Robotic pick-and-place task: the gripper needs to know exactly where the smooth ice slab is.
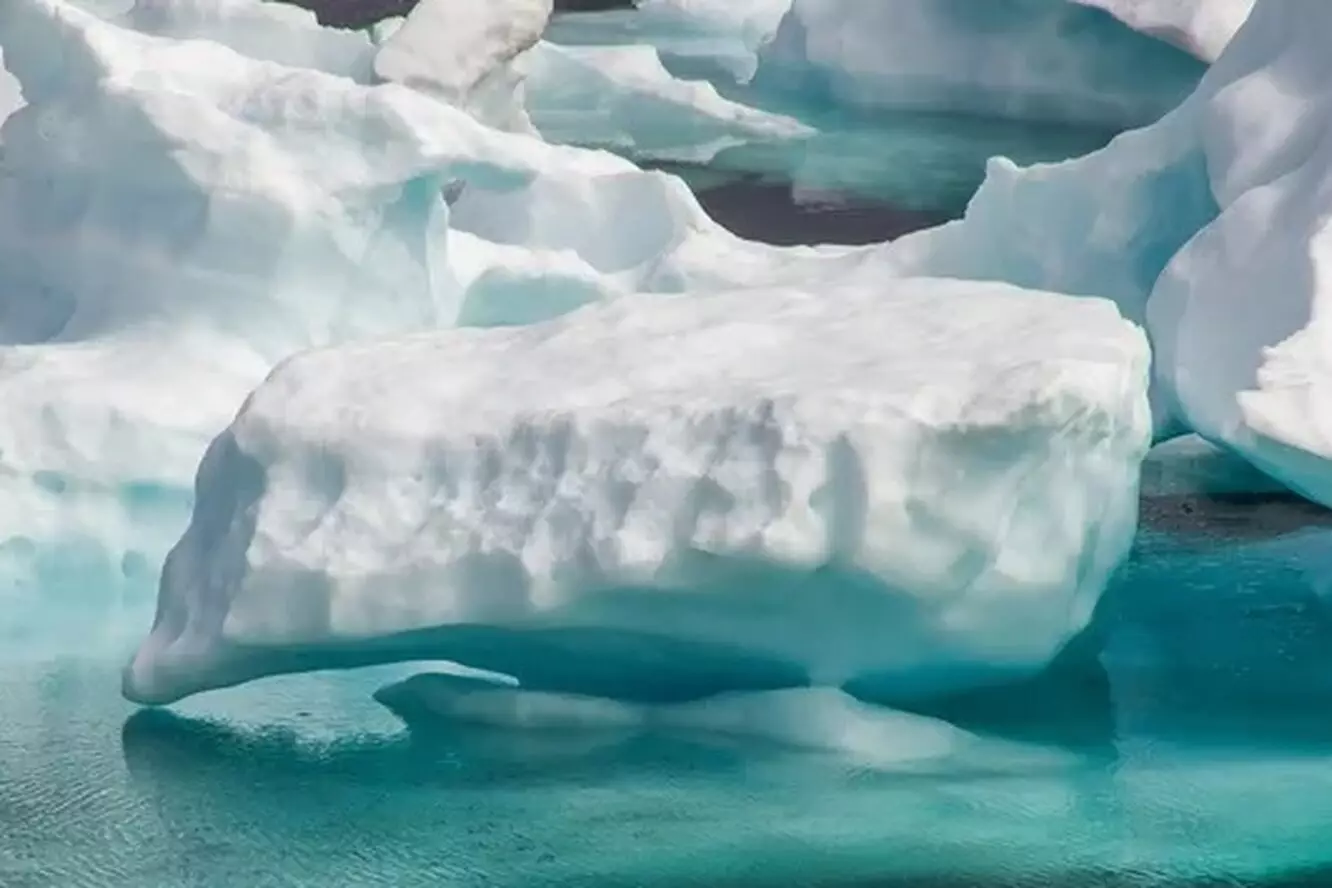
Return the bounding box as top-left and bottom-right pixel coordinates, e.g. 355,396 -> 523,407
124,278 -> 1150,705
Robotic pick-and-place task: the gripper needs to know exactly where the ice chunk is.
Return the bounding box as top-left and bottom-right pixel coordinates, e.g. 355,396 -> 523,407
544,0 -> 789,84
122,278 -> 1150,705
635,0 -> 792,46
523,41 -> 812,163
885,3 -> 1332,508
0,51 -> 21,134
755,0 -> 1205,127
373,0 -> 551,99
1074,0 -> 1254,62
373,676 -> 1069,772
2,0 -> 804,649
122,0 -> 376,78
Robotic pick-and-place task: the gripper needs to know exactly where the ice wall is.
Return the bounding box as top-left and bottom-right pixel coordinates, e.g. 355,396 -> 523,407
885,2 -> 1332,509
123,279 -> 1150,705
1074,0 -> 1254,62
0,0 -> 842,651
753,0 -> 1207,127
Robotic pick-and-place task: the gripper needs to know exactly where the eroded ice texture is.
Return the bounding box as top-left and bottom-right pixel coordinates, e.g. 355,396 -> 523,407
1075,0 -> 1254,62
885,3 -> 1332,508
523,41 -> 812,162
123,279 -> 1150,704
372,0 -> 552,132
0,0 -> 835,650
753,0 -> 1207,127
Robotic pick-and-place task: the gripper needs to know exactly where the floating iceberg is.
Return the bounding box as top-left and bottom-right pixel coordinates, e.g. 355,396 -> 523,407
0,51 -> 20,132
753,0 -> 1207,127
0,0 -> 830,649
886,2 -> 1332,509
122,279 -> 1150,705
0,0 -> 1322,712
1074,0 -> 1254,62
523,41 -> 812,162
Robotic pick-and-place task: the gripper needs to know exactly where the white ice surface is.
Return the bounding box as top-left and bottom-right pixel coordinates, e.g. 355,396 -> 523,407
1074,0 -> 1253,62
0,51 -> 20,134
754,0 -> 1206,127
372,0 -> 551,133
0,0 -> 836,651
523,41 -> 812,162
373,0 -> 550,101
884,3 -> 1332,509
123,278 -> 1149,704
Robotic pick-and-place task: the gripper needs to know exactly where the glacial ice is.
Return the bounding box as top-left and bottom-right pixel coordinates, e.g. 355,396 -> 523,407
886,1 -> 1332,509
1074,0 -> 1254,62
753,0 -> 1207,127
372,0 -> 551,132
0,52 -> 20,133
122,279 -> 1150,705
0,0 -> 843,651
0,0 -> 1323,713
523,41 -> 813,162
543,0 -> 789,85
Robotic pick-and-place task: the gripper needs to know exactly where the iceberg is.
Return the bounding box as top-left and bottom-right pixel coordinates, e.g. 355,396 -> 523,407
523,41 -> 813,163
1074,0 -> 1254,62
753,0 -> 1207,127
122,278 -> 1150,705
885,2 -> 1332,509
0,51 -> 20,132
0,0 -> 833,650
371,0 -> 552,132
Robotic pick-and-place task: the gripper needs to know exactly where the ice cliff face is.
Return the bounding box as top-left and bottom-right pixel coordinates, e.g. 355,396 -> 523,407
123,280 -> 1149,705
753,0 -> 1208,127
886,1 -> 1332,510
1074,0 -> 1254,62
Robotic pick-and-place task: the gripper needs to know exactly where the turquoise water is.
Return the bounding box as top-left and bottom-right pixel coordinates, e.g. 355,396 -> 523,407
6,500 -> 1332,887
542,10 -> 1131,219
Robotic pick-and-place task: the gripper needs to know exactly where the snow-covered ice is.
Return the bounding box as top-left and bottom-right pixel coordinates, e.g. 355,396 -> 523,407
372,0 -> 551,132
122,278 -> 1149,704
